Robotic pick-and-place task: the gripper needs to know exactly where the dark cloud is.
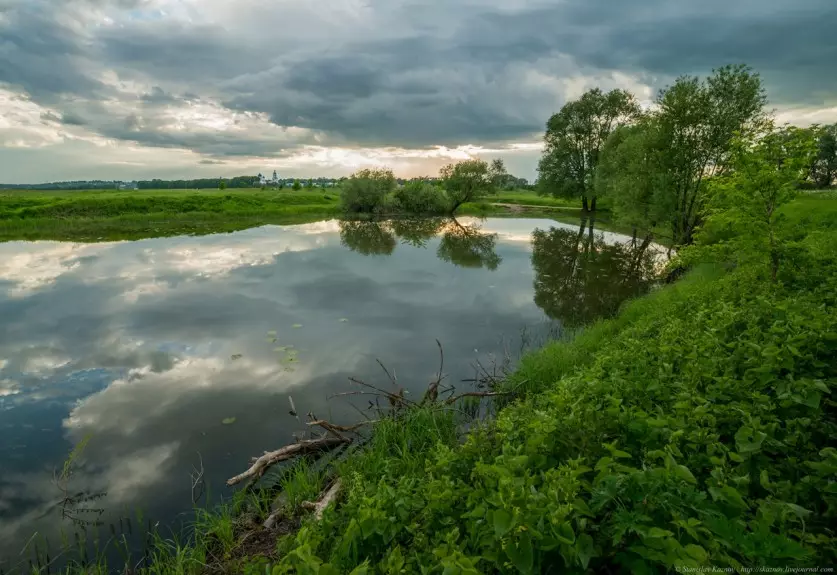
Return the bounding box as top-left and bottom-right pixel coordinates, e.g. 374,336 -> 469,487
1,0 -> 835,163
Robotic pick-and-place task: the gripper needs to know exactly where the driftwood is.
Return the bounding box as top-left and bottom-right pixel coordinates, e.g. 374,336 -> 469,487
226,437 -> 348,486
301,480 -> 342,521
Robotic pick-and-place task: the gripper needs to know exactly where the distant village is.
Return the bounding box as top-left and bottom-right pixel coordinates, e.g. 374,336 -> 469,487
1,171 -> 528,191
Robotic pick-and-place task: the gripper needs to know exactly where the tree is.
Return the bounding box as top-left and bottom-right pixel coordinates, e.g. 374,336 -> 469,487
811,124 -> 837,188
595,121 -> 668,229
340,168 -> 396,213
292,179 -> 301,191
307,178 -> 314,188
657,65 -> 767,245
440,159 -> 496,213
693,124 -> 816,281
537,88 -> 641,212
597,65 -> 768,245
218,180 -> 227,190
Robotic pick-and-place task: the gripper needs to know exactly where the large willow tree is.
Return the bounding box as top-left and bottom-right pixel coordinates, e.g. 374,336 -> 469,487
537,88 -> 641,212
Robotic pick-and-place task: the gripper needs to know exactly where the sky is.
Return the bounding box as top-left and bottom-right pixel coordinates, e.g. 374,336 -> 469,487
1,0 -> 836,183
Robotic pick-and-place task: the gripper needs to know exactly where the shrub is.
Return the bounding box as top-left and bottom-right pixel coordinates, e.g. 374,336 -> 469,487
392,181 -> 449,214
339,168 -> 396,214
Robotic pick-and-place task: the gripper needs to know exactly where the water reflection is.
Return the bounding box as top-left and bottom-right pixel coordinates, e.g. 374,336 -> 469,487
340,217 -> 502,271
338,220 -> 397,255
531,217 -> 660,328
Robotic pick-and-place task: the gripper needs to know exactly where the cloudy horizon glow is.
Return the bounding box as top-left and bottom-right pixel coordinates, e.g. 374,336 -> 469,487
1,0 -> 835,184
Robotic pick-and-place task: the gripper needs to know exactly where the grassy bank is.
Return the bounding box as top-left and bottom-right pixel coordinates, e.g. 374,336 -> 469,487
0,188 -> 341,241
0,188 -> 581,242
20,194 -> 834,574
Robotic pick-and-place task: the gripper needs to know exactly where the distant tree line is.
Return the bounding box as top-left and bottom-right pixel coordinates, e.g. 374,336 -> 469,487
137,176 -> 260,189
0,180 -> 125,190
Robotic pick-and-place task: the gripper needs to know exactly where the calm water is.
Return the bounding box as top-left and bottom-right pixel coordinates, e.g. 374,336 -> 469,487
0,216 -> 660,565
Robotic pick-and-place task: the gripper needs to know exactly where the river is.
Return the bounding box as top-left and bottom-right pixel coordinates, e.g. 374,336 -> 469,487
0,216 -> 661,568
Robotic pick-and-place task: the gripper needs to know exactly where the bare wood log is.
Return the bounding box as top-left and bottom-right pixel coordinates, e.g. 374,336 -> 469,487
301,479 -> 342,521
226,437 -> 347,486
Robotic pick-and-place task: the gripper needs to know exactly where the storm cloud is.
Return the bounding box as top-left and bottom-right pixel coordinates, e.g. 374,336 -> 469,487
1,0 -> 835,181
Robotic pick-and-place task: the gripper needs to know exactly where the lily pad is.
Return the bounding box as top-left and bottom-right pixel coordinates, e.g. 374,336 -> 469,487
274,346 -> 288,352
221,417 -> 236,425
292,324 -> 303,329
230,354 -> 243,361
267,330 -> 277,337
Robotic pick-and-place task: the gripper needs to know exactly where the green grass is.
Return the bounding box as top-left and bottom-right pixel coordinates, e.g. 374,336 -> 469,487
0,187 -> 593,242
0,188 -> 340,241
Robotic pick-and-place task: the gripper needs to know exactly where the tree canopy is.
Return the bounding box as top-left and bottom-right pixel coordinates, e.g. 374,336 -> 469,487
537,88 -> 640,212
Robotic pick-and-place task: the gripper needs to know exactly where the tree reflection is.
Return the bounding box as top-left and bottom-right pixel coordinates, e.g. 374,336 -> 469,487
436,219 -> 502,271
390,218 -> 446,248
338,220 -> 397,255
339,217 -> 503,271
531,218 -> 657,328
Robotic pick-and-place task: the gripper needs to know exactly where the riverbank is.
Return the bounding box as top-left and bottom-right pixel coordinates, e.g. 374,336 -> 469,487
19,192 -> 834,573
0,188 -> 581,242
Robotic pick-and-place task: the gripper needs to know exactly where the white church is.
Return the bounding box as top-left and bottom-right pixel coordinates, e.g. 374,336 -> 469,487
257,171 -> 280,186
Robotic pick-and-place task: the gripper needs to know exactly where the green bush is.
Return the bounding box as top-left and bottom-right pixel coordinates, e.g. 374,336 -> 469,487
392,181 -> 449,214
339,168 -> 396,214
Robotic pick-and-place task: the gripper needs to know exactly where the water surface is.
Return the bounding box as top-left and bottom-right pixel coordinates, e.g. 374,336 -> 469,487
0,216 -> 660,565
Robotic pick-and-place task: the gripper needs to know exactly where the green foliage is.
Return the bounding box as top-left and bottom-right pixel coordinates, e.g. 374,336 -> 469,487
392,180 -> 449,214
292,179 -> 302,191
339,168 -> 397,214
598,64 -> 768,245
436,219 -> 502,270
537,88 -> 641,211
440,159 -> 498,212
218,180 -> 227,190
810,124 -> 837,188
685,123 -> 817,280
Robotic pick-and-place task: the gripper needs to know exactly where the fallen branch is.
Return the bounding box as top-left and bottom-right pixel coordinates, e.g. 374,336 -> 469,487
300,479 -> 342,521
227,437 -> 348,486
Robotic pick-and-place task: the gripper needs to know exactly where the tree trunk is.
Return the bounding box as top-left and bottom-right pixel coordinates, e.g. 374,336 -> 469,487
581,196 -> 589,213
590,196 -> 597,212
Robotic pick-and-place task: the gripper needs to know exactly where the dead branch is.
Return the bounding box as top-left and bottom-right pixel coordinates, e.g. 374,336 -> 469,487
376,358 -> 399,388
227,437 -> 348,486
348,376 -> 411,407
301,480 -> 342,521
424,339 -> 445,404
190,453 -> 205,505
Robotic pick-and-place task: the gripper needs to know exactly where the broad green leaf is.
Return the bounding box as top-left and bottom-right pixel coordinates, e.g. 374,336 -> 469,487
292,323 -> 303,329
674,464 -> 697,484
506,532 -> 534,574
576,533 -> 596,569
555,521 -> 575,544
646,527 -> 673,538
684,544 -> 708,563
492,509 -> 513,539
734,426 -> 767,454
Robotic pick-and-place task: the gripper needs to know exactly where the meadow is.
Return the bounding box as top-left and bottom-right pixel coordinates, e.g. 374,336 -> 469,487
0,187 -> 567,242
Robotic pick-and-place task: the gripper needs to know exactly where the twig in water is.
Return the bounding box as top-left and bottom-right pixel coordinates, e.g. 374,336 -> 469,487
190,453 -> 205,505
